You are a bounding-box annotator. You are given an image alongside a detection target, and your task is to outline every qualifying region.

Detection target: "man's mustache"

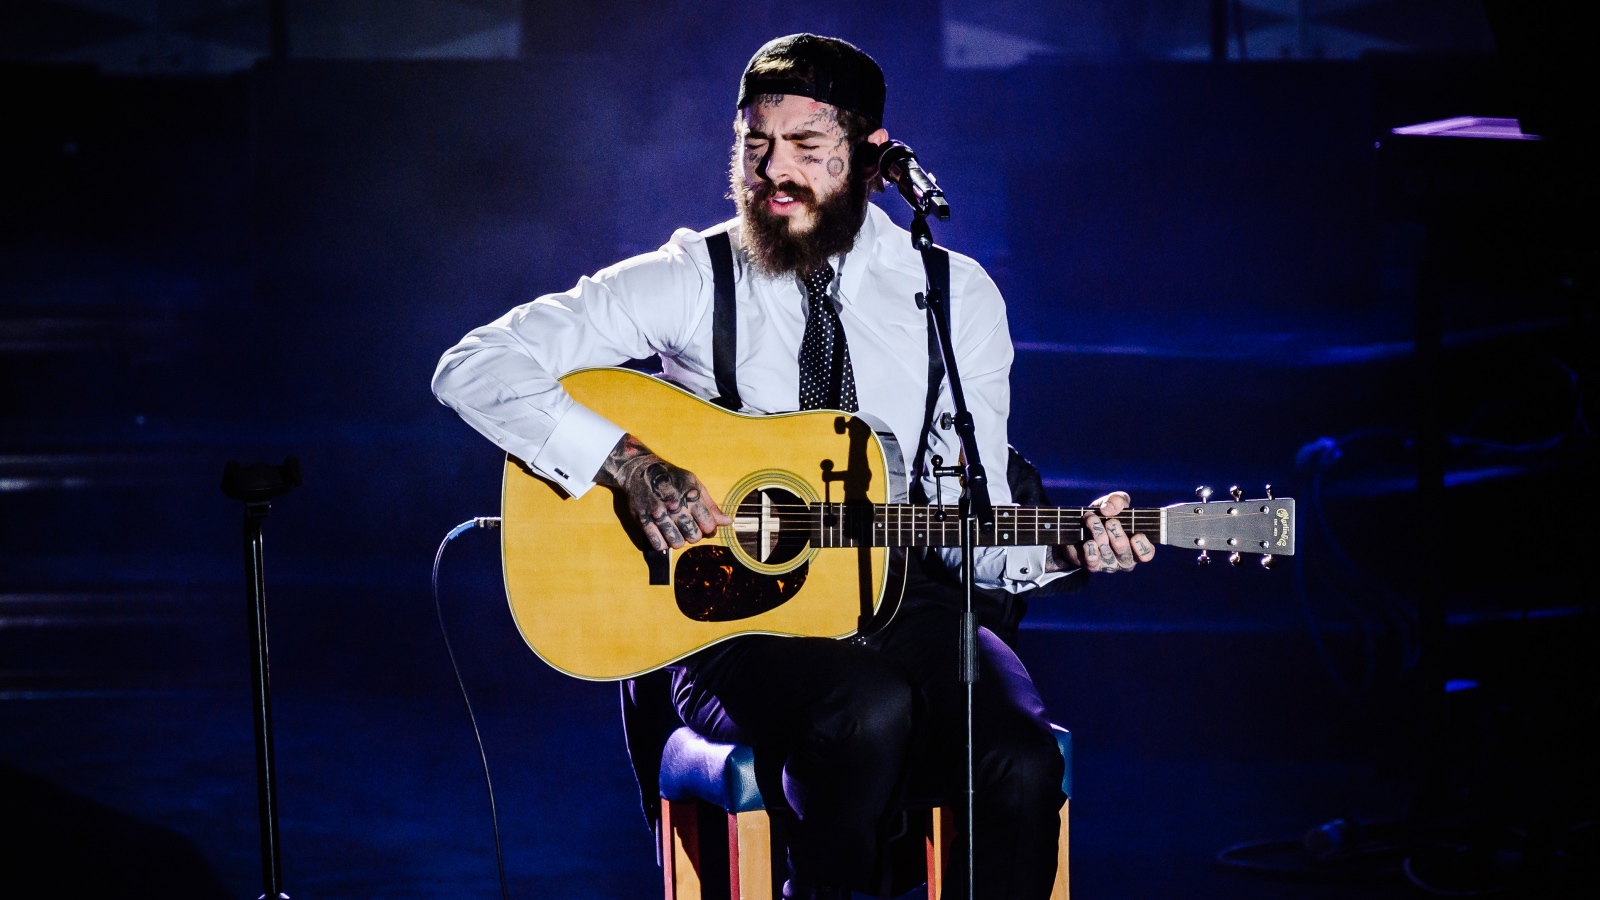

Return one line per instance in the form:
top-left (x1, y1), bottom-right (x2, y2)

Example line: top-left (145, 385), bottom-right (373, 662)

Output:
top-left (752, 181), bottom-right (817, 206)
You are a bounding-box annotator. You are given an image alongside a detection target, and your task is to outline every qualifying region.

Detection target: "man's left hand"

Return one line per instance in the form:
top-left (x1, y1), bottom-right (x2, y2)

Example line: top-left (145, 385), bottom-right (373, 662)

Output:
top-left (1047, 491), bottom-right (1156, 574)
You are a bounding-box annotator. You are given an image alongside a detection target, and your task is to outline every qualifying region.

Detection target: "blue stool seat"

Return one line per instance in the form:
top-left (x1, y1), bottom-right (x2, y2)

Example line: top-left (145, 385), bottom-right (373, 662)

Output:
top-left (657, 725), bottom-right (1073, 900)
top-left (660, 726), bottom-right (765, 814)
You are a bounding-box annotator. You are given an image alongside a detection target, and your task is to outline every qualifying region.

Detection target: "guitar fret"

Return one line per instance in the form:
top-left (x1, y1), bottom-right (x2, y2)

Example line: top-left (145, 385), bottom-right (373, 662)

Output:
top-left (809, 504), bottom-right (1161, 550)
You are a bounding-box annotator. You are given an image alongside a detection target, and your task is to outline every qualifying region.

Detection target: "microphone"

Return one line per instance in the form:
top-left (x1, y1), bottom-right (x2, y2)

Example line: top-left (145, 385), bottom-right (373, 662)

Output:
top-left (871, 140), bottom-right (951, 221)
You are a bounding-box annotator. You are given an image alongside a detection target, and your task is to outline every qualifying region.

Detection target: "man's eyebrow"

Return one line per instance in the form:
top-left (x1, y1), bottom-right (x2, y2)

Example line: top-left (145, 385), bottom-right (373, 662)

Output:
top-left (781, 129), bottom-right (831, 141)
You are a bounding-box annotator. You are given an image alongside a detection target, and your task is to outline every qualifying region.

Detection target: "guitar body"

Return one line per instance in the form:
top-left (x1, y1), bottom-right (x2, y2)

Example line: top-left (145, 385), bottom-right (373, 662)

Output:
top-left (501, 367), bottom-right (908, 681)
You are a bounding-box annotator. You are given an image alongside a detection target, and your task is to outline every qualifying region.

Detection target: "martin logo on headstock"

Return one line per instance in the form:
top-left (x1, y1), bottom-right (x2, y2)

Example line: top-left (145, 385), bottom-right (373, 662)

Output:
top-left (1163, 484), bottom-right (1295, 568)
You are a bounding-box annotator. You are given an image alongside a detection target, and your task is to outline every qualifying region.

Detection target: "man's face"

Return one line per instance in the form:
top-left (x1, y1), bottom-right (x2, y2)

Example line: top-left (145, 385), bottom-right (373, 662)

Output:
top-left (735, 94), bottom-right (858, 233)
top-left (732, 94), bottom-right (888, 275)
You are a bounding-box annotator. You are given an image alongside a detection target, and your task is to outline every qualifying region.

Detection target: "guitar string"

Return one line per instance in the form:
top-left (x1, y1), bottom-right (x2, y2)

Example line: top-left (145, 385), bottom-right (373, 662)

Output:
top-left (729, 501), bottom-right (1258, 549)
top-left (755, 504), bottom-right (1168, 522)
top-left (741, 503), bottom-right (1165, 547)
top-left (756, 503), bottom-right (1182, 518)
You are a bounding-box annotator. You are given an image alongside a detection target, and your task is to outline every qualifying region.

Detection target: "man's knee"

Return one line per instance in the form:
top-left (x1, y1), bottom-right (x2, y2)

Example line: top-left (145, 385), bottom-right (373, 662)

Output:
top-left (985, 725), bottom-right (1066, 810)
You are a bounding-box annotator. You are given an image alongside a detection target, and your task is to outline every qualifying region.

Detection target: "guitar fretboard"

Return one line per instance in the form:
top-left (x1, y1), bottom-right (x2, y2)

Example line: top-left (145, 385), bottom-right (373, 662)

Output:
top-left (794, 504), bottom-right (1162, 549)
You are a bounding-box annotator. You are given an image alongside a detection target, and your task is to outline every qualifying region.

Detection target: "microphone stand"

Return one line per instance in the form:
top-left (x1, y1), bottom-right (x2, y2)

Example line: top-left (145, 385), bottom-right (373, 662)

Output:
top-left (221, 457), bottom-right (301, 900)
top-left (911, 208), bottom-right (992, 900)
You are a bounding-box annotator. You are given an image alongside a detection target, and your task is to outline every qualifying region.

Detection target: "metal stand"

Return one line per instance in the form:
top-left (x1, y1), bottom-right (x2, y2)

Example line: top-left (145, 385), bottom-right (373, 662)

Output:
top-left (913, 209), bottom-right (992, 900)
top-left (221, 457), bottom-right (301, 900)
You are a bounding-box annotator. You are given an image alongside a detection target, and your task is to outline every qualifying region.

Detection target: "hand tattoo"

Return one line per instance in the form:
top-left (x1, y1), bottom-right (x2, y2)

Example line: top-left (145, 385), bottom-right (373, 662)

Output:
top-left (597, 434), bottom-right (723, 550)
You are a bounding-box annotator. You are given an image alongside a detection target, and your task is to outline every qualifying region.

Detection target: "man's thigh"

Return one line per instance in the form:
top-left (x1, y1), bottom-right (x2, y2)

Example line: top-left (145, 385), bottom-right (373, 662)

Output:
top-left (873, 606), bottom-right (1055, 782)
top-left (670, 634), bottom-right (912, 748)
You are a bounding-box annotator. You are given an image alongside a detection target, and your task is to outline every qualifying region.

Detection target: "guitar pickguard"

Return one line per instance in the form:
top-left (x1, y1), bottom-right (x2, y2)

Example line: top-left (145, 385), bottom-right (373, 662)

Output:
top-left (673, 545), bottom-right (809, 622)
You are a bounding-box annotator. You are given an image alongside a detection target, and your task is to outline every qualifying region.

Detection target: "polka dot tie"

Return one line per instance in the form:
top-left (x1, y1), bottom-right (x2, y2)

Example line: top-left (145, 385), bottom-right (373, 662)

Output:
top-left (796, 264), bottom-right (857, 412)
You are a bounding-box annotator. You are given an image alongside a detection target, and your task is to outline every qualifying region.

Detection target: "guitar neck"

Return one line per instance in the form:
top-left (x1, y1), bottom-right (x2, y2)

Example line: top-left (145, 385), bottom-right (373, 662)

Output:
top-left (807, 504), bottom-right (1163, 549)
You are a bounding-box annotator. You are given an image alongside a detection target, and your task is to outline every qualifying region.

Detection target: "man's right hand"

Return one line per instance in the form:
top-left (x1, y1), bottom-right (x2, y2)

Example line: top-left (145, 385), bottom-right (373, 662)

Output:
top-left (594, 434), bottom-right (732, 551)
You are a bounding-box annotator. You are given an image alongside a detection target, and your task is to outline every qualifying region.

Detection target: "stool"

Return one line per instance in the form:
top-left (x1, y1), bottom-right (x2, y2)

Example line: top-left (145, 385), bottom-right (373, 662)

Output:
top-left (658, 725), bottom-right (1072, 900)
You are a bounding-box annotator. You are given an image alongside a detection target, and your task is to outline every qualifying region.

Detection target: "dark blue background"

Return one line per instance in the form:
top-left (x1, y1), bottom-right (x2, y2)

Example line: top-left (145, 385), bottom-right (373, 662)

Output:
top-left (2, 6), bottom-right (1594, 896)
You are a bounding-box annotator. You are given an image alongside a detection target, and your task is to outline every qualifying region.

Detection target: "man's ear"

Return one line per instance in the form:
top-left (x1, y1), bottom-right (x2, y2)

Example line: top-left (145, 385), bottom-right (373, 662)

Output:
top-left (856, 128), bottom-right (891, 178)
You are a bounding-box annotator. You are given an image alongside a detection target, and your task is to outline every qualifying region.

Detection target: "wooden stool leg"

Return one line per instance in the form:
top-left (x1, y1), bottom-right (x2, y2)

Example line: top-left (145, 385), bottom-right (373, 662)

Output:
top-left (728, 809), bottom-right (773, 900)
top-left (925, 806), bottom-right (956, 899)
top-left (922, 801), bottom-right (1066, 899)
top-left (662, 797), bottom-right (702, 900)
top-left (1049, 799), bottom-right (1070, 900)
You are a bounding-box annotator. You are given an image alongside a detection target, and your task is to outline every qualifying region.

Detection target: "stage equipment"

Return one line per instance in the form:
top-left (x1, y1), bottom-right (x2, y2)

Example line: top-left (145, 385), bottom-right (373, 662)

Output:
top-left (497, 368), bottom-right (1294, 680)
top-left (220, 457), bottom-right (301, 900)
top-left (433, 517), bottom-right (510, 900)
top-left (904, 197), bottom-right (976, 899)
top-left (871, 141), bottom-right (950, 222)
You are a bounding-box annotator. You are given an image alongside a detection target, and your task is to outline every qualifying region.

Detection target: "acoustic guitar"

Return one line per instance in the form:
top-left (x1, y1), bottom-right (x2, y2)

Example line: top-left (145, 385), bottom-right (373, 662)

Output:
top-left (501, 367), bottom-right (1296, 680)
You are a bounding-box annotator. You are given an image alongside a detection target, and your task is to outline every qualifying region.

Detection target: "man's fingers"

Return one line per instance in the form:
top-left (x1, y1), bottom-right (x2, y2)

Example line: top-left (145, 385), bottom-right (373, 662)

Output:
top-left (1131, 533), bottom-right (1156, 562)
top-left (688, 501), bottom-right (721, 537)
top-left (1097, 540), bottom-right (1118, 569)
top-left (647, 504), bottom-right (686, 548)
top-left (1094, 491), bottom-right (1131, 517)
top-left (658, 518), bottom-right (686, 548)
top-left (641, 521), bottom-right (667, 552)
top-left (1085, 514), bottom-right (1115, 564)
top-left (1081, 542), bottom-right (1104, 572)
top-left (673, 511), bottom-right (700, 543)
top-left (695, 480), bottom-right (733, 526)
top-left (1105, 518), bottom-right (1136, 568)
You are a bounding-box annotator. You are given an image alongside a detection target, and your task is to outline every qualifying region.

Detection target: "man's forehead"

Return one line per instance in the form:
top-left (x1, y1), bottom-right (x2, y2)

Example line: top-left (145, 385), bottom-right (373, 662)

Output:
top-left (739, 95), bottom-right (842, 134)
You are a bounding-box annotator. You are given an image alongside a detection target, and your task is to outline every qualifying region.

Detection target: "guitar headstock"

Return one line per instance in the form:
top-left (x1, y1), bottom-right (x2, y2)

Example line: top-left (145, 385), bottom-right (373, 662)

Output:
top-left (1161, 485), bottom-right (1295, 568)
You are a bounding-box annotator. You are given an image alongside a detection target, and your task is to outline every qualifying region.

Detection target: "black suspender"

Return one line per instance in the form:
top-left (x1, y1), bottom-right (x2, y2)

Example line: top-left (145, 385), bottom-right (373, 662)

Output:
top-left (908, 310), bottom-right (945, 504)
top-left (707, 230), bottom-right (741, 411)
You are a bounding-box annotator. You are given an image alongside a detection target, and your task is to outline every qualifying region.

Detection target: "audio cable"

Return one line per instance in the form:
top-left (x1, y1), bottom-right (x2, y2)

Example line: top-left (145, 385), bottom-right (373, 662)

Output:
top-left (432, 516), bottom-right (509, 900)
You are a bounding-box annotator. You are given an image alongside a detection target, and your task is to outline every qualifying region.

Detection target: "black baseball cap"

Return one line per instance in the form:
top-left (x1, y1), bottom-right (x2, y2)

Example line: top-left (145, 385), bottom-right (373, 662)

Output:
top-left (737, 34), bottom-right (886, 128)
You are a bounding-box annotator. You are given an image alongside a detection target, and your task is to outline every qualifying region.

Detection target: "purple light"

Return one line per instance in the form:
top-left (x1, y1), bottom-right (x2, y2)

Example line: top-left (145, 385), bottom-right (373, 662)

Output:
top-left (1392, 117), bottom-right (1540, 141)
top-left (1445, 679), bottom-right (1480, 693)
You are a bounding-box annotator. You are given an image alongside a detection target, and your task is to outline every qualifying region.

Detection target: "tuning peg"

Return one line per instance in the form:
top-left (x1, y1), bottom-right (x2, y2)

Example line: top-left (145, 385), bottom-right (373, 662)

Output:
top-left (1264, 484), bottom-right (1273, 500)
top-left (1197, 550), bottom-right (1211, 566)
top-left (1196, 485), bottom-right (1213, 503)
top-left (1228, 551), bottom-right (1242, 566)
top-left (1229, 485), bottom-right (1242, 502)
top-left (1260, 554), bottom-right (1275, 570)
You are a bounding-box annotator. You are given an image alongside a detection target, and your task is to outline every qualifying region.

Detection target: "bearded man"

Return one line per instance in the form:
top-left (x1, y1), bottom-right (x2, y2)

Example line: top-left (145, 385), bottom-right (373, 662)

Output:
top-left (433, 34), bottom-right (1154, 899)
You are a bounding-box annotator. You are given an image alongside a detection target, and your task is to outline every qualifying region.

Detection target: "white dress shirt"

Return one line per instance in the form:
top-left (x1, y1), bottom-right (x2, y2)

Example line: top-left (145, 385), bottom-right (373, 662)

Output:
top-left (433, 201), bottom-right (1065, 593)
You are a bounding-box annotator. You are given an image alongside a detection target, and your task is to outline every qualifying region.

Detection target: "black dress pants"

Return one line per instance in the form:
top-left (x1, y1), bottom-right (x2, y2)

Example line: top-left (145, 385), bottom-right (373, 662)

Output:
top-left (669, 601), bottom-right (1066, 899)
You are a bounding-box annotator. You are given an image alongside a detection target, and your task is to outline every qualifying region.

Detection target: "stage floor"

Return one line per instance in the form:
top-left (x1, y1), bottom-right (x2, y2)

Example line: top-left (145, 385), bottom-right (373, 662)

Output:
top-left (2, 644), bottom-right (1419, 899)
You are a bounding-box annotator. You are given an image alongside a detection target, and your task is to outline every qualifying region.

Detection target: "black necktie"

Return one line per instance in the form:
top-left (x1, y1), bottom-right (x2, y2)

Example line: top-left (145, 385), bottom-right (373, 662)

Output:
top-left (796, 264), bottom-right (858, 412)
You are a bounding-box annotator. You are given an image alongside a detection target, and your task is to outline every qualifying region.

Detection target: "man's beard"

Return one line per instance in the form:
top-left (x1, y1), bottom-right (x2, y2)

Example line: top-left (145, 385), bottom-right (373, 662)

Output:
top-left (733, 171), bottom-right (870, 278)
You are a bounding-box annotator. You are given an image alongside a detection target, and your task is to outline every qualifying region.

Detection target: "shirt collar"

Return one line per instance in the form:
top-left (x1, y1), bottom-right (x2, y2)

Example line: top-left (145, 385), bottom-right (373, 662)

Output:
top-left (836, 201), bottom-right (887, 306)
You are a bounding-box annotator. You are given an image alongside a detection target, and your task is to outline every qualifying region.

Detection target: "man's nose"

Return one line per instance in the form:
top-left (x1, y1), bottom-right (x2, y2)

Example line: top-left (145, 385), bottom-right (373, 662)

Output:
top-left (761, 144), bottom-right (797, 184)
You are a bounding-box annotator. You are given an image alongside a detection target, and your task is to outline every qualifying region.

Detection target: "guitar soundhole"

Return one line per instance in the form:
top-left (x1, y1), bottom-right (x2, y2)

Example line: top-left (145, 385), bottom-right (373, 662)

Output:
top-left (674, 546), bottom-right (809, 622)
top-left (731, 487), bottom-right (810, 566)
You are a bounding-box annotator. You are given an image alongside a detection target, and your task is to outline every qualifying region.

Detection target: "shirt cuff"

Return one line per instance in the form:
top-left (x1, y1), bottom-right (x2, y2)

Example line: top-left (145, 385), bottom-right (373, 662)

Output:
top-left (530, 402), bottom-right (626, 499)
top-left (1007, 545), bottom-right (1072, 589)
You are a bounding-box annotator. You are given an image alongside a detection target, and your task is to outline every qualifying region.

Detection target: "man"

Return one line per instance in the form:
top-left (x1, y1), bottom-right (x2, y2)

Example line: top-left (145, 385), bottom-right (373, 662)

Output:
top-left (433, 34), bottom-right (1154, 899)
